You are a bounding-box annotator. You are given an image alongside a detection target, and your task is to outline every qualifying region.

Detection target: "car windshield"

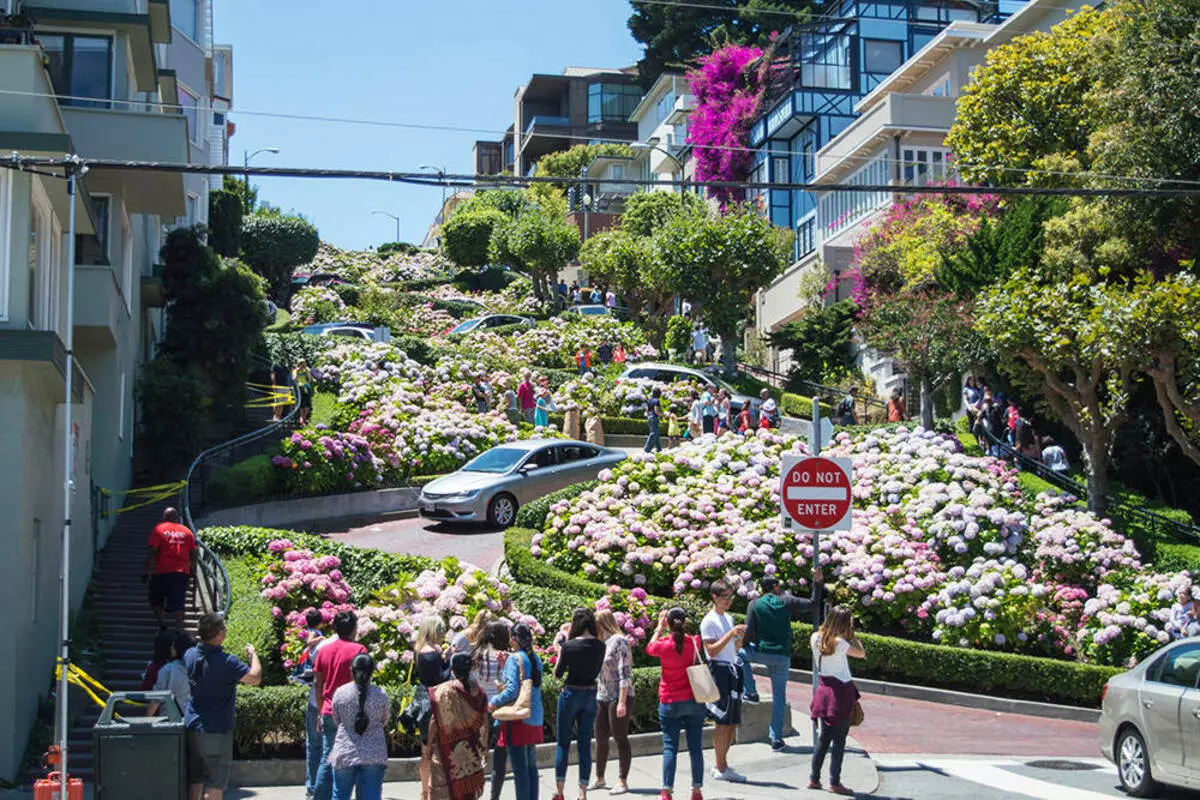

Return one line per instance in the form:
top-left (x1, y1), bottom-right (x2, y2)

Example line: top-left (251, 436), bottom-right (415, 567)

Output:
top-left (582, 307), bottom-right (607, 314)
top-left (462, 447), bottom-right (525, 473)
top-left (450, 318), bottom-right (483, 334)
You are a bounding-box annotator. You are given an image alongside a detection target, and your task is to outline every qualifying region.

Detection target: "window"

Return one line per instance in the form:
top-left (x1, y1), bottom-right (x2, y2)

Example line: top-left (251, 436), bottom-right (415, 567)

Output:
top-left (171, 0), bottom-right (199, 42)
top-left (27, 181), bottom-right (52, 329)
top-left (179, 86), bottom-right (199, 143)
top-left (800, 31), bottom-right (852, 90)
top-left (655, 91), bottom-right (675, 124)
top-left (863, 39), bottom-right (903, 73)
top-left (39, 34), bottom-right (112, 108)
top-left (559, 445), bottom-right (599, 462)
top-left (817, 152), bottom-right (892, 238)
top-left (587, 83), bottom-right (642, 124)
top-left (902, 147), bottom-right (952, 185)
top-left (76, 195), bottom-right (111, 266)
top-left (923, 76), bottom-right (951, 97)
top-left (1149, 644), bottom-right (1200, 687)
top-left (187, 193), bottom-right (200, 226)
top-left (524, 448), bottom-right (557, 470)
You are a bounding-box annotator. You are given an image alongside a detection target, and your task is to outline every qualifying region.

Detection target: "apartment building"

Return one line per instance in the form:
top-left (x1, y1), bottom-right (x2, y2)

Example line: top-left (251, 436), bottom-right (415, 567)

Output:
top-left (753, 0), bottom-right (1083, 387)
top-left (0, 0), bottom-right (231, 778)
top-left (627, 73), bottom-right (694, 192)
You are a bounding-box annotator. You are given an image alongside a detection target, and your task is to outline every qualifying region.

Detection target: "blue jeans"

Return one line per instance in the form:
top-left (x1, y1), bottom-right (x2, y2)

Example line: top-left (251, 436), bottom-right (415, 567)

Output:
top-left (313, 714), bottom-right (337, 800)
top-left (659, 700), bottom-right (706, 791)
top-left (645, 415), bottom-right (662, 452)
top-left (510, 742), bottom-right (539, 800)
top-left (332, 763), bottom-right (386, 800)
top-left (555, 687), bottom-right (598, 786)
top-left (743, 649), bottom-right (791, 742)
top-left (305, 703), bottom-right (323, 794)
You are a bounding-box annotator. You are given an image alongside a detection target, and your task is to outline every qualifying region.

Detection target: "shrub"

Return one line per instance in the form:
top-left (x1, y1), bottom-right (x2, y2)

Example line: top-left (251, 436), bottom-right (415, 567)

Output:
top-left (208, 189), bottom-right (243, 257)
top-left (453, 267), bottom-right (518, 292)
top-left (391, 335), bottom-right (434, 365)
top-left (665, 315), bottom-right (691, 357)
top-left (505, 526), bottom-right (607, 599)
top-left (224, 558), bottom-right (284, 685)
top-left (207, 454), bottom-right (279, 507)
top-left (135, 356), bottom-right (207, 472)
top-left (781, 393), bottom-right (835, 419)
top-left (262, 332), bottom-right (332, 369)
top-left (514, 482), bottom-right (599, 530)
top-left (241, 213), bottom-right (320, 301)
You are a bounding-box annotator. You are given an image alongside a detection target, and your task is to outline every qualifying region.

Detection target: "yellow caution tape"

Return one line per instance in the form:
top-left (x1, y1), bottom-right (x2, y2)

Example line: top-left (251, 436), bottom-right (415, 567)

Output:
top-left (56, 661), bottom-right (145, 713)
top-left (98, 481), bottom-right (186, 517)
top-left (245, 382), bottom-right (295, 409)
top-left (98, 481), bottom-right (186, 497)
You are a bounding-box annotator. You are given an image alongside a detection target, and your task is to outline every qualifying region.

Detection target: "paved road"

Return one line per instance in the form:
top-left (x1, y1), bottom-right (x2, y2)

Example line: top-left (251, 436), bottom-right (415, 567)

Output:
top-left (324, 516), bottom-right (505, 572)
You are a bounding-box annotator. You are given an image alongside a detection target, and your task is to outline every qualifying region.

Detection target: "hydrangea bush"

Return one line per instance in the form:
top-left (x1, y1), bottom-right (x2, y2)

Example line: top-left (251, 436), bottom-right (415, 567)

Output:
top-left (259, 539), bottom-right (356, 667)
top-left (290, 286), bottom-right (345, 325)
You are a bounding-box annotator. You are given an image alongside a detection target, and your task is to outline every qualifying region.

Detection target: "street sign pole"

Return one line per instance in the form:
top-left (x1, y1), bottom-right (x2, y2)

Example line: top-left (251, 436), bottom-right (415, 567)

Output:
top-left (810, 397), bottom-right (823, 750)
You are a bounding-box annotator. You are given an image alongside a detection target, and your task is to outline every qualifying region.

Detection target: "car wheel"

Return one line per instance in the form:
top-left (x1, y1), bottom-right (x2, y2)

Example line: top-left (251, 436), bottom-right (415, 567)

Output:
top-left (487, 493), bottom-right (518, 528)
top-left (1117, 728), bottom-right (1158, 797)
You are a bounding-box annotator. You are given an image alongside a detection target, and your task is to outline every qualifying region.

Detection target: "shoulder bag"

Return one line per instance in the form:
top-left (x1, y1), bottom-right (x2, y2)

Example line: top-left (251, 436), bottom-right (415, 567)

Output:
top-left (686, 637), bottom-right (720, 704)
top-left (492, 653), bottom-right (532, 722)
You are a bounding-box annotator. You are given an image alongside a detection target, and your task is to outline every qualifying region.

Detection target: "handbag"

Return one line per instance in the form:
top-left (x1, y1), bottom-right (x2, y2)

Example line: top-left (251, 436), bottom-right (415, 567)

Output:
top-left (492, 653), bottom-right (532, 722)
top-left (686, 637), bottom-right (720, 704)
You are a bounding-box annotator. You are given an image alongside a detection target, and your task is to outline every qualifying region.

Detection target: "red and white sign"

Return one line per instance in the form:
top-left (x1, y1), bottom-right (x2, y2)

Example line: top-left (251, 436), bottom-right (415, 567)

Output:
top-left (780, 455), bottom-right (853, 531)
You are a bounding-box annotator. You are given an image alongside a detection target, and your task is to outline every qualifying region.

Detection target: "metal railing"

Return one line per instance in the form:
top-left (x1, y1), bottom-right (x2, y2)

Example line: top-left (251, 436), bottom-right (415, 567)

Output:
top-left (737, 362), bottom-right (890, 423)
top-left (183, 359), bottom-right (300, 615)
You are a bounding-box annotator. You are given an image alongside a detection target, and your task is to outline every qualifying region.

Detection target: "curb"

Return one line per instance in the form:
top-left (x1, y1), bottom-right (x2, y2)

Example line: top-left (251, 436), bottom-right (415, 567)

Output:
top-left (767, 666), bottom-right (1100, 723)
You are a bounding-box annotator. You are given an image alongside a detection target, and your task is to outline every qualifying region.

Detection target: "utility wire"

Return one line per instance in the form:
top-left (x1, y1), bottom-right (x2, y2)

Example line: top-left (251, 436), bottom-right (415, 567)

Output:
top-left (6, 154), bottom-right (1200, 197)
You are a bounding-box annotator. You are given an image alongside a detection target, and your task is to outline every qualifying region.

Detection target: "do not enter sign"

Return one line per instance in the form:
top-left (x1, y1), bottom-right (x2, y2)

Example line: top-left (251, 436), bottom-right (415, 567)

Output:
top-left (780, 454), bottom-right (853, 531)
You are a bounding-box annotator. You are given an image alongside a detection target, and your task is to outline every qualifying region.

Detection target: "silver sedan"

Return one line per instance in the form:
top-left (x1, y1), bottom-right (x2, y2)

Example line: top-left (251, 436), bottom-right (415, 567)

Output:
top-left (1099, 637), bottom-right (1200, 796)
top-left (417, 439), bottom-right (625, 527)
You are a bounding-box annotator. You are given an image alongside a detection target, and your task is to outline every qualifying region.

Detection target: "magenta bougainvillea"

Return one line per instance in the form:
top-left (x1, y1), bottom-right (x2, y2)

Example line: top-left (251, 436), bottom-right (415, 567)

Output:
top-left (687, 44), bottom-right (770, 206)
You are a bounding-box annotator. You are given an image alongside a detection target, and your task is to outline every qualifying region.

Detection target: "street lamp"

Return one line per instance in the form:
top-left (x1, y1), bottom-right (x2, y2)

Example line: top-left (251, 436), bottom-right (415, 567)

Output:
top-left (419, 163), bottom-right (447, 212)
top-left (630, 141), bottom-right (685, 190)
top-left (243, 147), bottom-right (280, 211)
top-left (371, 210), bottom-right (402, 243)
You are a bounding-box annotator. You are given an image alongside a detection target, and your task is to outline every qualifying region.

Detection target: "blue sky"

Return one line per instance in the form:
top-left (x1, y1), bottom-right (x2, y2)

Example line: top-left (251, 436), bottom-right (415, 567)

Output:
top-left (213, 1), bottom-right (643, 250)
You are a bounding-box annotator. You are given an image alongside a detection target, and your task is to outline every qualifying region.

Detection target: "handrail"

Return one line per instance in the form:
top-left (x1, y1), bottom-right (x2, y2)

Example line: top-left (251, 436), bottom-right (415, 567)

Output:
top-left (183, 358), bottom-right (300, 615)
top-left (737, 362), bottom-right (890, 425)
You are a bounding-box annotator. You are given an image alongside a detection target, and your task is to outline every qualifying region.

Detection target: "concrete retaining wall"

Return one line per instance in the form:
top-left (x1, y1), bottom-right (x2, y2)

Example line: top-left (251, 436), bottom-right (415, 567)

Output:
top-left (197, 487), bottom-right (420, 531)
top-left (230, 694), bottom-right (789, 786)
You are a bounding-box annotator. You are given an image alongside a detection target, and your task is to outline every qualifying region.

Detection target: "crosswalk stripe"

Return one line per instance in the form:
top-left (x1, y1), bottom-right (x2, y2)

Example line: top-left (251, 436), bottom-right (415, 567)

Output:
top-left (899, 758), bottom-right (1120, 800)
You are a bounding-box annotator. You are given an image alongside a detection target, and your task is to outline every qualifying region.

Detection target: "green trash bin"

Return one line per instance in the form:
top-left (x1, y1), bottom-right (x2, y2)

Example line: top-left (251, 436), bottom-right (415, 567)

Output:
top-left (93, 691), bottom-right (186, 800)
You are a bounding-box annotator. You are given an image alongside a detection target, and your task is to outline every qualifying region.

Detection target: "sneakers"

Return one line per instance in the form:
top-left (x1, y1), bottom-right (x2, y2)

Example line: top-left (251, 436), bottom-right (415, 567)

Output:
top-left (806, 780), bottom-right (822, 790)
top-left (712, 767), bottom-right (748, 783)
top-left (659, 791), bottom-right (672, 800)
top-left (771, 739), bottom-right (786, 752)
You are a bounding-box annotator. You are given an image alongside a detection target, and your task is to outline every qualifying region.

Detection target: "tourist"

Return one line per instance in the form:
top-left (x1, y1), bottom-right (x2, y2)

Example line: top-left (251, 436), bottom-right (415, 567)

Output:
top-left (302, 610), bottom-right (336, 799)
top-left (973, 399), bottom-right (994, 451)
top-left (452, 610), bottom-right (497, 656)
top-left (887, 388), bottom-right (906, 423)
top-left (646, 608), bottom-right (706, 800)
top-left (140, 628), bottom-right (174, 691)
top-left (1187, 602), bottom-right (1200, 638)
top-left (598, 341), bottom-right (614, 366)
top-left (500, 381), bottom-right (521, 425)
top-left (687, 391), bottom-right (703, 440)
top-left (143, 507), bottom-right (197, 631)
top-left (605, 289), bottom-right (617, 309)
top-left (736, 404), bottom-right (753, 435)
top-left (962, 376), bottom-right (982, 422)
top-left (184, 612), bottom-right (261, 800)
top-left (809, 607), bottom-right (865, 796)
top-left (573, 286), bottom-right (583, 304)
top-left (719, 391), bottom-right (734, 438)
top-left (1006, 398), bottom-right (1022, 445)
top-left (592, 610), bottom-right (634, 795)
top-left (329, 653), bottom-right (389, 800)
top-left (535, 387), bottom-right (557, 428)
top-left (558, 280), bottom-right (569, 298)
top-left (473, 623), bottom-right (511, 800)
top-left (272, 362), bottom-right (290, 421)
top-left (1041, 437), bottom-right (1070, 473)
top-left (575, 347), bottom-right (594, 376)
top-left (1169, 587), bottom-right (1195, 639)
top-left (835, 387), bottom-right (859, 427)
top-left (314, 611), bottom-right (368, 800)
top-left (699, 387), bottom-right (716, 436)
top-left (553, 608), bottom-right (606, 800)
top-left (591, 286), bottom-right (603, 305)
top-left (422, 653), bottom-right (490, 800)
top-left (741, 575), bottom-right (820, 750)
top-left (472, 373), bottom-right (492, 414)
top-left (758, 390), bottom-right (779, 430)
top-left (296, 359), bottom-right (314, 425)
top-left (148, 631), bottom-right (194, 717)
top-left (488, 623), bottom-right (544, 800)
top-left (692, 327), bottom-right (709, 365)
top-left (416, 617), bottom-right (449, 688)
top-left (517, 373), bottom-right (536, 425)
top-left (613, 343), bottom-right (627, 365)
top-left (1017, 425), bottom-right (1042, 462)
top-left (645, 387), bottom-right (663, 453)
top-left (701, 580), bottom-right (746, 783)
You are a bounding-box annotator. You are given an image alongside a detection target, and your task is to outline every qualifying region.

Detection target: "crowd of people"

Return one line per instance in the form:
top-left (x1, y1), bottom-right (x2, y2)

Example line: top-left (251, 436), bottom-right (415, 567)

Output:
top-left (643, 387), bottom-right (781, 453)
top-left (962, 376), bottom-right (1070, 473)
top-left (559, 281), bottom-right (620, 311)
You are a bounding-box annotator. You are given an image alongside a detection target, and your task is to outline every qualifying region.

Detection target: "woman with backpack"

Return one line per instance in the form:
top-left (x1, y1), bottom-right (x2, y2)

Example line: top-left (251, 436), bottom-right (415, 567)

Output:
top-left (646, 608), bottom-right (707, 800)
top-left (488, 623), bottom-right (545, 800)
top-left (328, 653), bottom-right (390, 800)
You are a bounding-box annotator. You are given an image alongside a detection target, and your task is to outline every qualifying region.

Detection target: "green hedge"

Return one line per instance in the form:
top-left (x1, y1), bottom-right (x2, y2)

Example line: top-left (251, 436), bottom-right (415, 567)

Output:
top-left (505, 527), bottom-right (608, 600)
top-left (262, 332), bottom-right (333, 369)
top-left (233, 667), bottom-right (663, 758)
top-left (200, 525), bottom-right (436, 602)
top-left (224, 558), bottom-right (284, 685)
top-left (208, 454), bottom-right (280, 508)
top-left (514, 481), bottom-right (598, 531)
top-left (781, 393), bottom-right (834, 419)
top-left (841, 418), bottom-right (955, 435)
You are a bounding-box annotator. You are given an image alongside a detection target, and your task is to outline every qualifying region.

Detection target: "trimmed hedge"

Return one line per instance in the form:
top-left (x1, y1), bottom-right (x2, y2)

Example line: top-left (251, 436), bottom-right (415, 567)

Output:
top-left (781, 393), bottom-right (834, 419)
top-left (514, 481), bottom-right (598, 531)
top-left (224, 557), bottom-right (284, 685)
top-left (200, 525), bottom-right (436, 602)
top-left (208, 454), bottom-right (280, 508)
top-left (262, 332), bottom-right (333, 369)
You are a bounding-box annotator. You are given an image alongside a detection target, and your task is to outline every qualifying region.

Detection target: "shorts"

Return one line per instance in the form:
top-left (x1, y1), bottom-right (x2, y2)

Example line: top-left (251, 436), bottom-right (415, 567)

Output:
top-left (706, 661), bottom-right (742, 726)
top-left (149, 572), bottom-right (189, 613)
top-left (187, 730), bottom-right (234, 789)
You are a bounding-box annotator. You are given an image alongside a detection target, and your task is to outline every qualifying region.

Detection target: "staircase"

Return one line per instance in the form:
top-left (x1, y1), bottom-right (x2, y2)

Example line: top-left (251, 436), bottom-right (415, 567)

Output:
top-left (65, 501), bottom-right (200, 784)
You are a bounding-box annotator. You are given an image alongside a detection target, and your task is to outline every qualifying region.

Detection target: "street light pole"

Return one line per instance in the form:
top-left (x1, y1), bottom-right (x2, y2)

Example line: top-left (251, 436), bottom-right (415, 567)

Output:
top-left (371, 210), bottom-right (401, 243)
top-left (631, 142), bottom-right (686, 192)
top-left (419, 164), bottom-right (447, 214)
top-left (243, 147), bottom-right (280, 211)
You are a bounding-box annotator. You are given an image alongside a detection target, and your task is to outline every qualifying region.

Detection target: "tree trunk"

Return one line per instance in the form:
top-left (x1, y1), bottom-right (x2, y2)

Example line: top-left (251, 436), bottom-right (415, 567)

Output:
top-left (920, 376), bottom-right (935, 430)
top-left (719, 330), bottom-right (738, 377)
top-left (1082, 440), bottom-right (1109, 517)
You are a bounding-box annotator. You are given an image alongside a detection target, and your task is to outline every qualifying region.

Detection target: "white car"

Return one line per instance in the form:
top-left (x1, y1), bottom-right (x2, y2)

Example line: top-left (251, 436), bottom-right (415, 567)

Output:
top-left (618, 362), bottom-right (753, 412)
top-left (1100, 637), bottom-right (1200, 795)
top-left (446, 315), bottom-right (535, 335)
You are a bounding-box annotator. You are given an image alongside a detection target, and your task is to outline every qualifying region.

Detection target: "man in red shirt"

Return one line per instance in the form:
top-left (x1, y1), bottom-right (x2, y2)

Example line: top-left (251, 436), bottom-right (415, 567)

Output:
top-left (312, 610), bottom-right (367, 800)
top-left (143, 507), bottom-right (197, 630)
top-left (518, 371), bottom-right (536, 425)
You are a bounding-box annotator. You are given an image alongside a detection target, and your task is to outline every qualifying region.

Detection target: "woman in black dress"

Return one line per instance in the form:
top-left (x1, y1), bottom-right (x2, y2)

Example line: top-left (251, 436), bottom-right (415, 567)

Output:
top-left (415, 616), bottom-right (448, 687)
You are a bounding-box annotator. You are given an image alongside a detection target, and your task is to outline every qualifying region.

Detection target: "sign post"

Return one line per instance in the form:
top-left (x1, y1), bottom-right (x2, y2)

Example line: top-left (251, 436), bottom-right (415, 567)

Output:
top-left (780, 396), bottom-right (853, 749)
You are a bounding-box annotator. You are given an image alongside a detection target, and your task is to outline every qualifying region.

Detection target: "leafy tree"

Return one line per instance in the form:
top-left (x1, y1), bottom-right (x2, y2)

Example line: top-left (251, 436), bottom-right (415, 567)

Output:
top-left (768, 300), bottom-right (856, 386)
top-left (442, 207), bottom-right (507, 268)
top-left (489, 204), bottom-right (581, 301)
top-left (377, 241), bottom-right (422, 256)
top-left (665, 314), bottom-right (693, 357)
top-left (628, 0), bottom-right (811, 87)
top-left (944, 9), bottom-right (1106, 186)
top-left (1135, 273), bottom-right (1200, 469)
top-left (240, 213), bottom-right (319, 302)
top-left (655, 203), bottom-right (788, 373)
top-left (621, 190), bottom-right (705, 236)
top-left (223, 174), bottom-right (258, 214)
top-left (159, 226), bottom-right (267, 417)
top-left (536, 143), bottom-right (634, 188)
top-left (208, 188), bottom-right (243, 257)
top-left (135, 356), bottom-right (207, 472)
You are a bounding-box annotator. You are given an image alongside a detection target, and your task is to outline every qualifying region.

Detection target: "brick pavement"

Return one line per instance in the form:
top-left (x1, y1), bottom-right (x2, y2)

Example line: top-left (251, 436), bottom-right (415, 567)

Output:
top-left (784, 681), bottom-right (1101, 757)
top-left (324, 516), bottom-right (505, 572)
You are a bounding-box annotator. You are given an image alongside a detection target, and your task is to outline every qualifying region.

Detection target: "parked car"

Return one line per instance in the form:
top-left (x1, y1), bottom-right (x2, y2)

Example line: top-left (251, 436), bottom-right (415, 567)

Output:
top-left (618, 362), bottom-right (753, 413)
top-left (1099, 637), bottom-right (1200, 796)
top-left (564, 304), bottom-right (629, 320)
top-left (418, 439), bottom-right (625, 527)
top-left (301, 322), bottom-right (391, 342)
top-left (445, 314), bottom-right (535, 335)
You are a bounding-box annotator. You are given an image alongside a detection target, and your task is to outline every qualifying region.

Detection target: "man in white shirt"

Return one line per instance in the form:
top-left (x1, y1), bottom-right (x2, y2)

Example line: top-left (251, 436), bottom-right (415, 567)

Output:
top-left (692, 327), bottom-right (709, 365)
top-left (702, 579), bottom-right (748, 783)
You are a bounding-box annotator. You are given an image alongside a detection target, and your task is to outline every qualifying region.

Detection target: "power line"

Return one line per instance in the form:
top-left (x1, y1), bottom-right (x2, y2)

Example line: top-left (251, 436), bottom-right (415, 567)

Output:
top-left (6, 154), bottom-right (1200, 198)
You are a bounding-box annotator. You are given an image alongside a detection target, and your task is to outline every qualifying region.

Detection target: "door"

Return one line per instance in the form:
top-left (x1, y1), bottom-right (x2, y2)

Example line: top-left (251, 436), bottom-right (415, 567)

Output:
top-left (1181, 684), bottom-right (1200, 777)
top-left (513, 446), bottom-right (559, 503)
top-left (556, 444), bottom-right (603, 486)
top-left (1140, 643), bottom-right (1200, 778)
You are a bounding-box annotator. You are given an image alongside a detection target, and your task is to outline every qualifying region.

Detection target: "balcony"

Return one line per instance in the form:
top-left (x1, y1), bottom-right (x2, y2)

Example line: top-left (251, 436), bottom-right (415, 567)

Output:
top-left (666, 93), bottom-right (696, 125)
top-left (24, 4), bottom-right (164, 90)
top-left (141, 263), bottom-right (165, 309)
top-left (815, 93), bottom-right (957, 180)
top-left (73, 267), bottom-right (127, 349)
top-left (523, 115), bottom-right (570, 135)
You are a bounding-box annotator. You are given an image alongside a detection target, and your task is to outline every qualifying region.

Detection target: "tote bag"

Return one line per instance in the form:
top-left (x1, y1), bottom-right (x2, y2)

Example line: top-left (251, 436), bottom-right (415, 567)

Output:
top-left (492, 654), bottom-right (532, 722)
top-left (686, 638), bottom-right (720, 704)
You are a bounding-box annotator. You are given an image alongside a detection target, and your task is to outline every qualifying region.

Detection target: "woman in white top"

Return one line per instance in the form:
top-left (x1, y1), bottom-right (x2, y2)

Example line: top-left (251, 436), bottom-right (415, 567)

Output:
top-left (808, 607), bottom-right (866, 796)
